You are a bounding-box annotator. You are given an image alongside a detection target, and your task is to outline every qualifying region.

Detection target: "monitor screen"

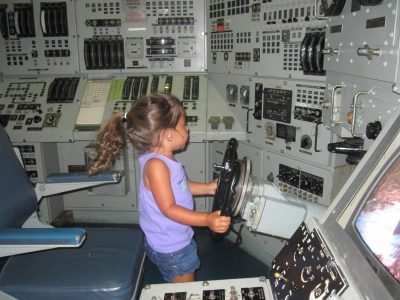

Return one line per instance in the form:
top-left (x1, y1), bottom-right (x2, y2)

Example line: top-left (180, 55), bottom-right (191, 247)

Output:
top-left (352, 154), bottom-right (400, 287)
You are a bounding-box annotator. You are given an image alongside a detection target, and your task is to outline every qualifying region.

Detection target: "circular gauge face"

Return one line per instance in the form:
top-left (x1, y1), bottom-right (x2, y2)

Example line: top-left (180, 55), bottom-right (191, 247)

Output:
top-left (321, 0), bottom-right (346, 16)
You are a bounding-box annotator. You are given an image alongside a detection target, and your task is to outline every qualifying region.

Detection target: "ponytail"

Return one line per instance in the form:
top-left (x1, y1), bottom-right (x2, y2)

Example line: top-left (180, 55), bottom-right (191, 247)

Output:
top-left (88, 112), bottom-right (126, 175)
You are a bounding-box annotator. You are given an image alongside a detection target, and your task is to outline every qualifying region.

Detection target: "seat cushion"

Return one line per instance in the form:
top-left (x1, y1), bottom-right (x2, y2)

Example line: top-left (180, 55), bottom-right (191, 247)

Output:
top-left (0, 228), bottom-right (145, 300)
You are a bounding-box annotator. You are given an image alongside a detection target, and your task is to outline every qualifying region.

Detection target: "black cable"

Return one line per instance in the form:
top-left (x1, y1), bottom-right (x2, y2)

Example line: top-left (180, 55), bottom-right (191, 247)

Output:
top-left (229, 220), bottom-right (245, 247)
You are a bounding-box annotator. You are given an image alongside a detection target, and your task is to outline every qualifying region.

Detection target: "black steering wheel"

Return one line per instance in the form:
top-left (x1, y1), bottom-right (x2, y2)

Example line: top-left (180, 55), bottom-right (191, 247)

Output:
top-left (211, 138), bottom-right (254, 241)
top-left (212, 138), bottom-right (241, 217)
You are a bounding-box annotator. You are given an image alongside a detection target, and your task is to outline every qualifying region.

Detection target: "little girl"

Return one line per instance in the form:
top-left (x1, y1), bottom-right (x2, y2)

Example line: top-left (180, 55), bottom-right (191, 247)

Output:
top-left (89, 92), bottom-right (231, 283)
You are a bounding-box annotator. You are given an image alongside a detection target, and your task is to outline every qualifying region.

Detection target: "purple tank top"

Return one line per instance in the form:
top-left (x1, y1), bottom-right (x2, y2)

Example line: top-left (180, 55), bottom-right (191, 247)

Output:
top-left (138, 152), bottom-right (194, 253)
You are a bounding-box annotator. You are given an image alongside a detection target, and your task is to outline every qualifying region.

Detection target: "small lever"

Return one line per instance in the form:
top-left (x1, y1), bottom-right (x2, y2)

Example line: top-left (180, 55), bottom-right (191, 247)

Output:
top-left (213, 163), bottom-right (231, 172)
top-left (357, 44), bottom-right (381, 60)
top-left (322, 48), bottom-right (339, 56)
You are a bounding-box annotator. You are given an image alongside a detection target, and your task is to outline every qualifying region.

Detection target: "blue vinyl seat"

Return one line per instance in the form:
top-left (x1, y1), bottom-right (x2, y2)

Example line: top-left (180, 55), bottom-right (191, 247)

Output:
top-left (0, 126), bottom-right (145, 300)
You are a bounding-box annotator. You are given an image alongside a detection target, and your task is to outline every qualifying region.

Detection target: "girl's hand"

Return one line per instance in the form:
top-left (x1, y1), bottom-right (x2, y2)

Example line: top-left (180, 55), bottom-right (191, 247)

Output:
top-left (207, 210), bottom-right (231, 233)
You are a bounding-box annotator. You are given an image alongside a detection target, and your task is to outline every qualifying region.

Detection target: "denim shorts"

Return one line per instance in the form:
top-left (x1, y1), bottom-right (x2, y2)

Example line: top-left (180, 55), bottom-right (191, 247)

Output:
top-left (144, 239), bottom-right (200, 282)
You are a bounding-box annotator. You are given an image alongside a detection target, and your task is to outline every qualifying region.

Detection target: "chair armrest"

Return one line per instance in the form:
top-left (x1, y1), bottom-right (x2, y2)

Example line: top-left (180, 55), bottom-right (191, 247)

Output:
top-left (45, 171), bottom-right (121, 183)
top-left (0, 228), bottom-right (86, 257)
top-left (35, 171), bottom-right (122, 199)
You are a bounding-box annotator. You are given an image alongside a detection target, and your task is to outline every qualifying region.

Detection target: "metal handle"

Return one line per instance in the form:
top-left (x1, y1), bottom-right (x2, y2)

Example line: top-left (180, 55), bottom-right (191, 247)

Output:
top-left (330, 84), bottom-right (344, 124)
top-left (351, 91), bottom-right (369, 137)
top-left (314, 0), bottom-right (327, 20)
top-left (322, 48), bottom-right (339, 56)
top-left (314, 122), bottom-right (322, 153)
top-left (246, 108), bottom-right (253, 134)
top-left (357, 44), bottom-right (381, 60)
top-left (213, 163), bottom-right (228, 172)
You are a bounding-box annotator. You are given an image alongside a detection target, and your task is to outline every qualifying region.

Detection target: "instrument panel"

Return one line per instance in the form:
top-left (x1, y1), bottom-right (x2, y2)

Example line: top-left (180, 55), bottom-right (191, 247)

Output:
top-left (140, 276), bottom-right (271, 300)
top-left (269, 222), bottom-right (347, 300)
top-left (207, 0), bottom-right (326, 81)
top-left (0, 76), bottom-right (85, 142)
top-left (0, 0), bottom-right (80, 75)
top-left (0, 0), bottom-right (206, 76)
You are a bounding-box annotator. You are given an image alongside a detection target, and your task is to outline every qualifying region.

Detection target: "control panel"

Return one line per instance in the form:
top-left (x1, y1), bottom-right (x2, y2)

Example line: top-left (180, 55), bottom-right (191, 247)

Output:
top-left (319, 0), bottom-right (400, 154)
top-left (207, 0), bottom-right (326, 81)
top-left (210, 138), bottom-right (352, 208)
top-left (0, 76), bottom-right (85, 142)
top-left (323, 0), bottom-right (400, 85)
top-left (140, 276), bottom-right (271, 300)
top-left (278, 163), bottom-right (324, 203)
top-left (0, 0), bottom-right (206, 76)
top-left (250, 77), bottom-right (344, 167)
top-left (12, 141), bottom-right (59, 191)
top-left (322, 71), bottom-right (400, 152)
top-left (0, 0), bottom-right (80, 76)
top-left (264, 151), bottom-right (353, 206)
top-left (269, 222), bottom-right (347, 300)
top-left (75, 0), bottom-right (206, 74)
top-left (105, 73), bottom-right (207, 142)
top-left (78, 74), bottom-right (209, 142)
top-left (13, 142), bottom-right (43, 184)
top-left (206, 73), bottom-right (250, 141)
top-left (0, 73), bottom-right (207, 143)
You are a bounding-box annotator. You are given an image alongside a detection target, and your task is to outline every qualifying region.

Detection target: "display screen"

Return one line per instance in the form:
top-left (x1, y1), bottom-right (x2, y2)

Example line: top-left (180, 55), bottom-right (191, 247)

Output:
top-left (355, 158), bottom-right (400, 282)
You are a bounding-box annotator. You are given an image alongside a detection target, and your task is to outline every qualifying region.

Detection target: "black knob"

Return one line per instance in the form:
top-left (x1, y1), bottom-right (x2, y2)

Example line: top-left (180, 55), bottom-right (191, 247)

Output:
top-left (300, 135), bottom-right (312, 150)
top-left (33, 115), bottom-right (42, 123)
top-left (366, 121), bottom-right (382, 140)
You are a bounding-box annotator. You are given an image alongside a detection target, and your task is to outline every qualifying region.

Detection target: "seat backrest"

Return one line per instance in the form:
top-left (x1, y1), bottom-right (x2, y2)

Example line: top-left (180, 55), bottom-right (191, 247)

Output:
top-left (0, 126), bottom-right (37, 228)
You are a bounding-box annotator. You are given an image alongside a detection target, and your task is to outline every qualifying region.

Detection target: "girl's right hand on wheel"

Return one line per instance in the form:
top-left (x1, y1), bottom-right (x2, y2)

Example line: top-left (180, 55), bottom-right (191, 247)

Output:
top-left (207, 210), bottom-right (231, 233)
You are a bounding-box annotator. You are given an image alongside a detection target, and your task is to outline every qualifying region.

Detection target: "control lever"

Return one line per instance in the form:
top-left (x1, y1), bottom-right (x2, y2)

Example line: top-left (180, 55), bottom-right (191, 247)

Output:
top-left (328, 138), bottom-right (366, 164)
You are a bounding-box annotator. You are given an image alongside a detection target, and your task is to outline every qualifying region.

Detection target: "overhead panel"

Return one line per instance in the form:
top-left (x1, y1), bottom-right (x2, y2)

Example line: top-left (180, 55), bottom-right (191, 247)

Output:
top-left (324, 0), bottom-right (400, 84)
top-left (0, 0), bottom-right (79, 76)
top-left (207, 0), bottom-right (326, 81)
top-left (75, 0), bottom-right (206, 74)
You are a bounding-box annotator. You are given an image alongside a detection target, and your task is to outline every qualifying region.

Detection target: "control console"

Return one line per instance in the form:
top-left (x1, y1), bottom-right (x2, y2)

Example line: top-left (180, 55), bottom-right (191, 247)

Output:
top-left (139, 222), bottom-right (348, 300)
